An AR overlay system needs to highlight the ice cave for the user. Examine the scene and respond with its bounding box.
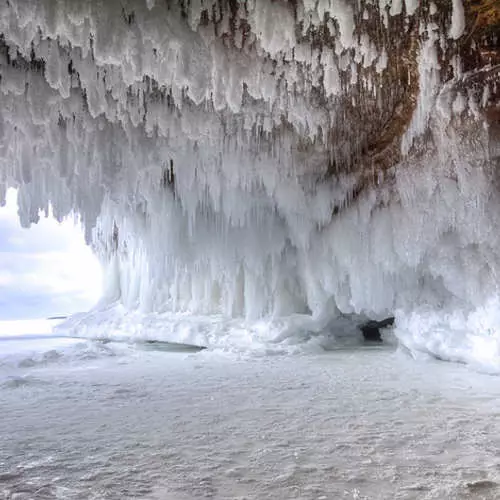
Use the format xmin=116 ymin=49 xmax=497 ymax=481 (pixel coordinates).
xmin=0 ymin=0 xmax=499 ymax=367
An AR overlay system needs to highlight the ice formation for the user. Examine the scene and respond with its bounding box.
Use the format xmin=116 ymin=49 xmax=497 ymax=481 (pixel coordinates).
xmin=0 ymin=0 xmax=499 ymax=367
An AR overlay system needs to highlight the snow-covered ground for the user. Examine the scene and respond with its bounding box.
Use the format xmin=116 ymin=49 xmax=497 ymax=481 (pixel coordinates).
xmin=2 ymin=328 xmax=500 ymax=500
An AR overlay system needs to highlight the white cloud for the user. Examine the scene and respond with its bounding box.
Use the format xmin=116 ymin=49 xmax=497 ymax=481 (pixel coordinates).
xmin=0 ymin=189 xmax=102 ymax=320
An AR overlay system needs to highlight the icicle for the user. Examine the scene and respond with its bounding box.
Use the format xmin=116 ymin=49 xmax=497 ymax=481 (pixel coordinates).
xmin=0 ymin=0 xmax=498 ymax=369
xmin=449 ymin=0 xmax=465 ymax=40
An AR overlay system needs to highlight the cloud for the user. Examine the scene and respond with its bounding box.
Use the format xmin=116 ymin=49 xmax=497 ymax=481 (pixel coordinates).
xmin=0 ymin=189 xmax=102 ymax=320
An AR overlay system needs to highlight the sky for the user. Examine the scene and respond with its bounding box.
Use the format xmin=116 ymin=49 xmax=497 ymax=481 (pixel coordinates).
xmin=0 ymin=189 xmax=102 ymax=320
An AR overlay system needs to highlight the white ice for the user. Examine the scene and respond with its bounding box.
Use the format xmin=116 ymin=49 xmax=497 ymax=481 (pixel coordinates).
xmin=0 ymin=0 xmax=498 ymax=371
xmin=2 ymin=336 xmax=500 ymax=499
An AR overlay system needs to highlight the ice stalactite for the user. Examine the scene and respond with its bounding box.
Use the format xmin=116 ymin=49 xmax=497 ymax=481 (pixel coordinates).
xmin=0 ymin=0 xmax=499 ymax=366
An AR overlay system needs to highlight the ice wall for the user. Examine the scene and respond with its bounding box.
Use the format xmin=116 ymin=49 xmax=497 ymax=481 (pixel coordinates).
xmin=0 ymin=0 xmax=499 ymax=365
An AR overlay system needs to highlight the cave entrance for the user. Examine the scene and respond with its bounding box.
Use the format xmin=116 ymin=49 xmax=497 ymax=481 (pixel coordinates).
xmin=0 ymin=188 xmax=102 ymax=322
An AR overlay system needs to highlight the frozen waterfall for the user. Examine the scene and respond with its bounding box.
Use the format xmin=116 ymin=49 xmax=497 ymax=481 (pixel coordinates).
xmin=0 ymin=0 xmax=499 ymax=367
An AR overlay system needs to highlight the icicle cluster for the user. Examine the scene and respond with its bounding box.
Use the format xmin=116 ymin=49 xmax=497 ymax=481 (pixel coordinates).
xmin=1 ymin=0 xmax=499 ymax=365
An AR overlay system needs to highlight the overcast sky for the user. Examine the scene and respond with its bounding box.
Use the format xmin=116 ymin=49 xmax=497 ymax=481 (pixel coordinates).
xmin=0 ymin=189 xmax=102 ymax=320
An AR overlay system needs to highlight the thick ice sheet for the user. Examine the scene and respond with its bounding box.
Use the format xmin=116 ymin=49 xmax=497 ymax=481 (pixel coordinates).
xmin=2 ymin=339 xmax=500 ymax=499
xmin=55 ymin=304 xmax=375 ymax=355
xmin=56 ymin=301 xmax=500 ymax=373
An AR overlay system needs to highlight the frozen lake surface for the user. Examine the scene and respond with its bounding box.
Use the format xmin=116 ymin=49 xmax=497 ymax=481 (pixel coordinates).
xmin=2 ymin=334 xmax=500 ymax=499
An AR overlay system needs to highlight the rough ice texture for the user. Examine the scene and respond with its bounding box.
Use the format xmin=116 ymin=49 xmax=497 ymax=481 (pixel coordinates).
xmin=0 ymin=0 xmax=499 ymax=369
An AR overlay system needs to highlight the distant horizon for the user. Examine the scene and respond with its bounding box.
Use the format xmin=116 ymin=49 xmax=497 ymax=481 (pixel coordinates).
xmin=0 ymin=317 xmax=65 ymax=336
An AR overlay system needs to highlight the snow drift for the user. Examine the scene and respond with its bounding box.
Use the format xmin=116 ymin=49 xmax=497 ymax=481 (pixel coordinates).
xmin=0 ymin=0 xmax=499 ymax=367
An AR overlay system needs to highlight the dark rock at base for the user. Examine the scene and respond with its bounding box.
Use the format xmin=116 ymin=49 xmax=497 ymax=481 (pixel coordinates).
xmin=360 ymin=317 xmax=395 ymax=342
